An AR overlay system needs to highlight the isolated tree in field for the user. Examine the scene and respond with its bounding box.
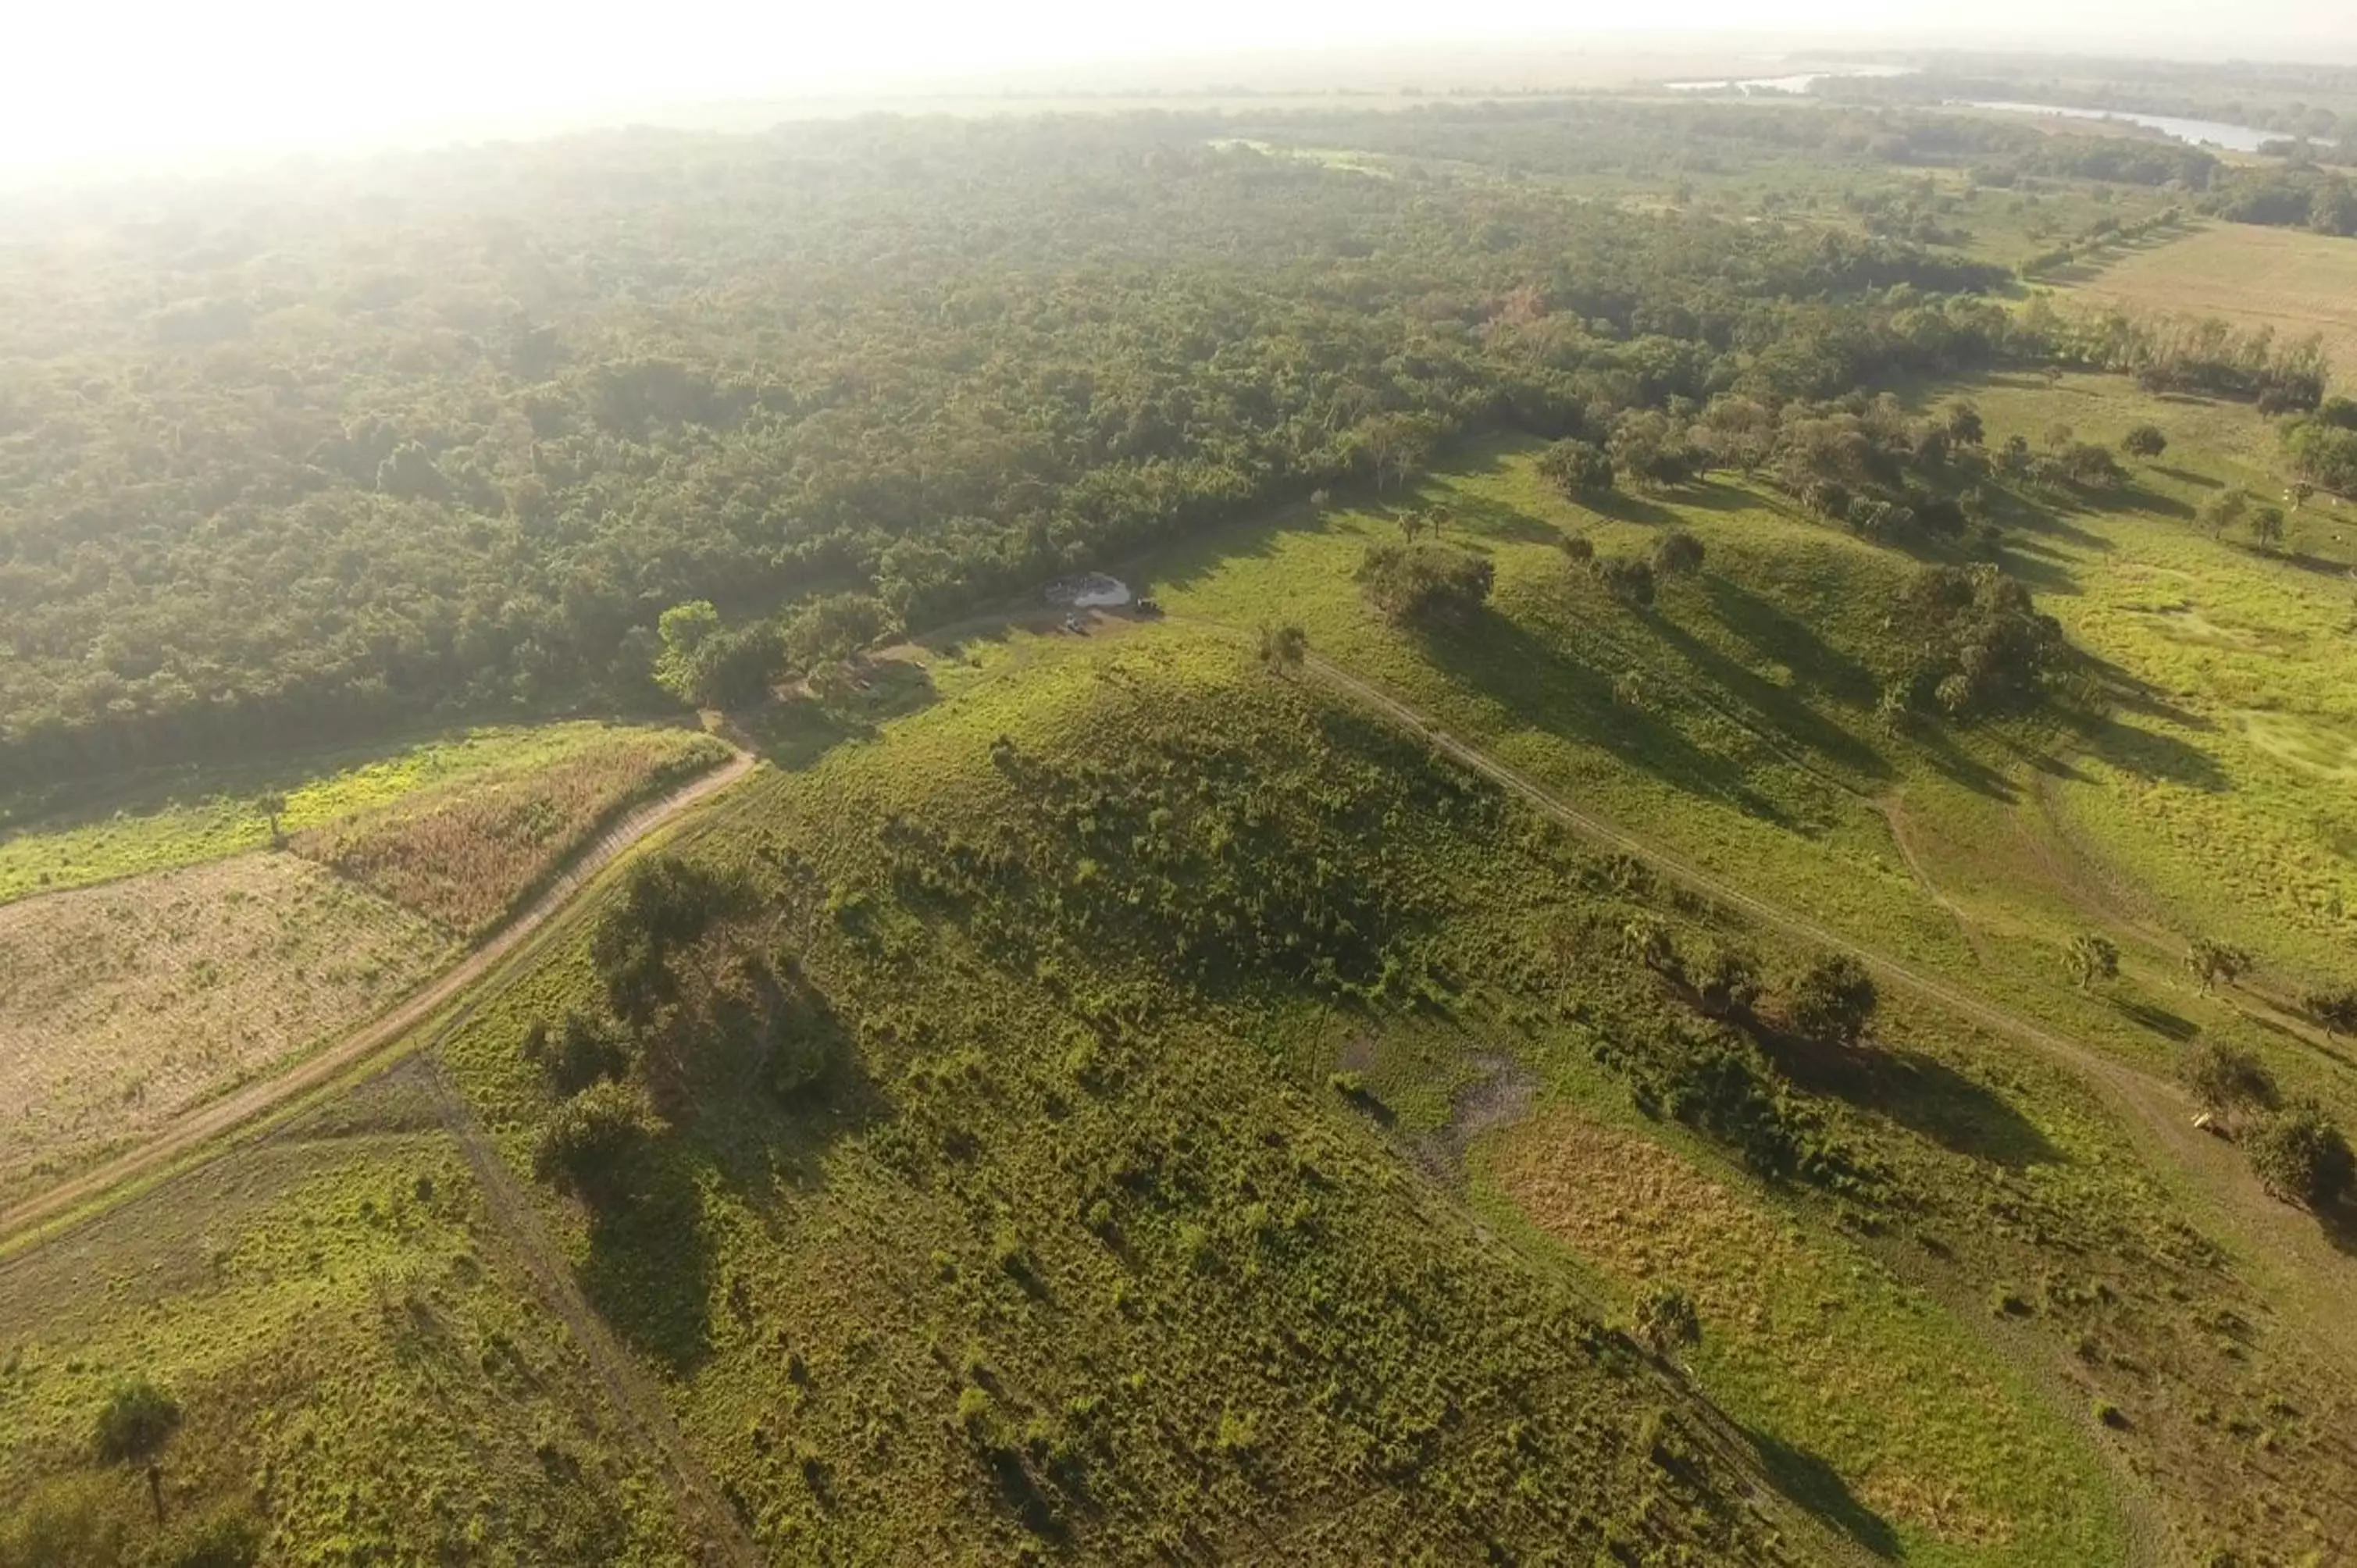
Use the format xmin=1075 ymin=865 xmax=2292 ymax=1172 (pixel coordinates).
xmin=1257 ymin=622 xmax=1308 ymax=678
xmin=1558 ymin=531 xmax=1595 ymax=566
xmin=1536 ymin=437 xmax=1615 ymax=496
xmin=2245 ymin=1099 xmax=2355 ymax=1210
xmin=1942 ymin=401 xmax=1985 ymax=447
xmin=2120 ymin=423 xmax=2168 ymax=461
xmin=2199 ymin=487 xmax=2250 ymax=536
xmin=2042 ymin=422 xmax=2074 ymax=452
xmin=533 ymin=1079 xmax=658 ymax=1206
xmin=1634 ymin=1285 xmax=1702 ymax=1360
xmin=2249 ymin=505 xmax=2287 ymax=551
xmin=2302 ymin=985 xmax=2357 ymax=1039
xmin=93 ymin=1377 xmax=180 ymax=1466
xmin=2184 ymin=937 xmax=2253 ymax=995
xmin=2288 ymin=480 xmax=2315 ymax=512
xmin=2182 ymin=1041 xmax=2277 ymax=1121
xmin=1651 ymin=529 xmax=1706 ymax=579
xmin=2064 ymin=932 xmax=2120 ymax=992
xmin=1786 ymin=952 xmax=1877 ymax=1048
xmin=1595 ymin=555 xmax=1656 ymax=608
xmin=1355 ymin=542 xmax=1494 ymax=626
xmin=255 ymin=791 xmax=287 ymax=847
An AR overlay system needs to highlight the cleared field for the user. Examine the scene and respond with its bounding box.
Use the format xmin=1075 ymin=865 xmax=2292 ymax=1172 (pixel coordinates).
xmin=2068 ymin=223 xmax=2357 ymax=382
xmin=291 ymin=729 xmax=731 ymax=937
xmin=0 ymin=720 xmax=719 ymax=909
xmin=0 ymin=855 xmax=451 ymax=1209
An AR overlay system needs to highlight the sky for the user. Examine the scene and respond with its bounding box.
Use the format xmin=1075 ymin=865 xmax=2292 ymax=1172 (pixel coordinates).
xmin=5 ymin=0 xmax=2352 ymax=176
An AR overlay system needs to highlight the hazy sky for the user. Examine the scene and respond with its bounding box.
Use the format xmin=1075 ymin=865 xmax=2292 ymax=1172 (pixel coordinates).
xmin=6 ymin=1 xmax=2352 ymax=173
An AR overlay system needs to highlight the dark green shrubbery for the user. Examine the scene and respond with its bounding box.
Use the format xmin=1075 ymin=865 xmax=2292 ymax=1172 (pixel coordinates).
xmin=533 ymin=1080 xmax=659 ymax=1205
xmin=2246 ymin=1100 xmax=2355 ymax=1210
xmin=1355 ymin=542 xmax=1495 ymax=627
xmin=92 ymin=1375 xmax=179 ymax=1465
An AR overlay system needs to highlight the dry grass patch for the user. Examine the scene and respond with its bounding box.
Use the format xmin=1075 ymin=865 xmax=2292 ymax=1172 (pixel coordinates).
xmin=293 ymin=729 xmax=728 ymax=938
xmin=2068 ymin=223 xmax=2357 ymax=381
xmin=0 ymin=855 xmax=450 ymax=1208
xmin=1489 ymin=1111 xmax=2106 ymax=1559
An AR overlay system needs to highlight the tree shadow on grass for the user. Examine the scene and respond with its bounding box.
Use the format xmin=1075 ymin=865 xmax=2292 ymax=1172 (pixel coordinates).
xmin=2111 ymin=996 xmax=2200 ymax=1043
xmin=2078 ymin=716 xmax=2228 ymax=793
xmin=1747 ymin=1426 xmax=1901 ymax=1559
xmin=1759 ymin=1032 xmax=2061 ymax=1171
xmin=1411 ymin=491 xmax=1563 ymax=547
xmin=2152 ymin=465 xmax=2220 ymax=491
xmin=579 ymin=1153 xmax=721 ymax=1377
xmin=1582 ymin=490 xmax=1685 ymax=527
xmin=738 ymin=664 xmax=941 ymax=772
xmin=579 ymin=957 xmax=889 ymax=1376
xmin=1643 ymin=600 xmax=1894 ymax=789
xmin=1412 ymin=608 xmax=1796 ymax=829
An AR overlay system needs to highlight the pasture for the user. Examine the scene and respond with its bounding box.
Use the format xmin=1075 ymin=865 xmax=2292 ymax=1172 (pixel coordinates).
xmin=2066 ymin=223 xmax=2357 ymax=381
xmin=0 ymin=1069 xmax=692 ymax=1564
xmin=0 ymin=719 xmax=721 ymax=909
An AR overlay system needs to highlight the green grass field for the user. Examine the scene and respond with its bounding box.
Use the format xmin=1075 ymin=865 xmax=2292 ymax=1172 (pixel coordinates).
xmin=0 ymin=1068 xmax=694 ymax=1566
xmin=0 ymin=720 xmax=715 ymax=910
xmin=9 ymin=371 xmax=2357 ymax=1563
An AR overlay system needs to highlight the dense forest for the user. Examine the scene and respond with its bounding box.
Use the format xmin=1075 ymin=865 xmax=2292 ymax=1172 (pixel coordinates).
xmin=0 ymin=100 xmax=2334 ymax=789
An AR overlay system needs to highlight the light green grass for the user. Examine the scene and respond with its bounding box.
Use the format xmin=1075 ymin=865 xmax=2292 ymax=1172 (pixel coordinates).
xmin=0 ymin=1073 xmax=691 ymax=1565
xmin=0 ymin=720 xmax=707 ymax=907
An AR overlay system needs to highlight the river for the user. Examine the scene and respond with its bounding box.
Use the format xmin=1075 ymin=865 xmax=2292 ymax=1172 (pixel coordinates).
xmin=1959 ymin=101 xmax=2278 ymax=155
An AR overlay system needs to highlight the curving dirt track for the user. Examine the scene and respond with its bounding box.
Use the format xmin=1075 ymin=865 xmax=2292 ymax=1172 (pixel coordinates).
xmin=1301 ymin=654 xmax=2357 ymax=1379
xmin=0 ymin=745 xmax=755 ymax=1251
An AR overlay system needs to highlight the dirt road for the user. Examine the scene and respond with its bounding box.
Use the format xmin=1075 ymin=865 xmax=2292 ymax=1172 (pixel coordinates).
xmin=1302 ymin=654 xmax=2357 ymax=1373
xmin=0 ymin=746 xmax=757 ymax=1250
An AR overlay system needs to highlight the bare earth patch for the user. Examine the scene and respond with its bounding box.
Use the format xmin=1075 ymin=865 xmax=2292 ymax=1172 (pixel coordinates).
xmin=0 ymin=853 xmax=451 ymax=1206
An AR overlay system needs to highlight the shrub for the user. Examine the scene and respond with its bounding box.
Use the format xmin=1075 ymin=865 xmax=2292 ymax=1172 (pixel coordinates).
xmin=1594 ymin=555 xmax=1656 ymax=607
xmin=1650 ymin=529 xmax=1706 ymax=579
xmin=2121 ymin=423 xmax=2168 ymax=460
xmin=1557 ymin=531 xmax=1595 ymax=565
xmin=2063 ymin=933 xmax=2120 ymax=991
xmin=1535 ymin=437 xmax=1614 ymax=494
xmin=1785 ymin=953 xmax=1877 ymax=1048
xmin=544 ymin=1010 xmax=632 ymax=1096
xmin=1633 ymin=1286 xmax=1701 ymax=1357
xmin=2301 ymin=985 xmax=2357 ymax=1039
xmin=1692 ymin=946 xmax=1761 ymax=1019
xmin=1354 ymin=541 xmax=1495 ymax=626
xmin=2245 ymin=1100 xmax=2355 ymax=1210
xmin=533 ymin=1080 xmax=658 ymax=1203
xmin=93 ymin=1374 xmax=180 ymax=1464
xmin=2183 ymin=1042 xmax=2277 ymax=1119
xmin=155 ymin=1510 xmax=265 ymax=1568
